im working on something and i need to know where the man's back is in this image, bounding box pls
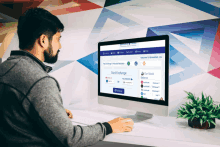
[0,50,112,147]
[0,7,135,147]
[0,54,59,146]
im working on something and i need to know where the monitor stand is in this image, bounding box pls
[121,111,153,123]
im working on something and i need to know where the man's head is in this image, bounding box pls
[17,8,64,63]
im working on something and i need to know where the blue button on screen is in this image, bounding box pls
[113,88,124,94]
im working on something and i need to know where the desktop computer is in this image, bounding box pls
[98,35,169,122]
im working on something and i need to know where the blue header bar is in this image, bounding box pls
[100,47,165,56]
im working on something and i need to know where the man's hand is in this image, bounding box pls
[65,109,73,119]
[108,117,134,133]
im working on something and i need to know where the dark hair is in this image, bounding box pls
[17,8,64,50]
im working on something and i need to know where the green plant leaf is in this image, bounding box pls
[177,113,183,117]
[210,98,213,105]
[177,113,182,117]
[186,116,191,120]
[205,98,208,105]
[200,119,203,126]
[210,114,216,118]
[207,95,210,102]
[217,114,220,119]
[208,109,213,114]
[197,99,202,105]
[185,103,190,107]
[191,116,195,121]
[185,91,196,103]
[186,108,191,114]
[198,111,205,116]
[189,102,193,107]
[180,109,186,114]
[197,105,203,110]
[203,118,207,123]
[210,120,216,126]
[201,92,204,100]
[202,115,207,119]
[178,107,186,112]
[217,105,220,111]
[208,121,210,127]
[183,114,188,119]
[191,108,196,115]
[177,109,182,113]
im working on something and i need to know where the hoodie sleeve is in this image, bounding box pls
[23,76,112,147]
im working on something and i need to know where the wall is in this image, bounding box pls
[1,0,220,117]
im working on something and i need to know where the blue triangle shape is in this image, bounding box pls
[146,28,158,37]
[170,45,179,58]
[50,60,74,72]
[170,58,176,66]
[77,51,98,75]
[171,28,204,42]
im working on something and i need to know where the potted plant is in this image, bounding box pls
[177,91,220,129]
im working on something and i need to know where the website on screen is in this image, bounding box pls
[100,40,165,101]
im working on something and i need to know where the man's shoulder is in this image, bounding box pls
[0,57,51,95]
[19,57,48,77]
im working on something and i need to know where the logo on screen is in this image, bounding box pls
[143,61,146,66]
[134,61,138,66]
[127,61,130,66]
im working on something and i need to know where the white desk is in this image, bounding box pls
[67,103,220,147]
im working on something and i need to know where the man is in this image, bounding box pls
[0,8,134,147]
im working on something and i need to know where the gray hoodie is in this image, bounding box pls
[0,50,112,147]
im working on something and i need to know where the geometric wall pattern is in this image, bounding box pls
[1,0,220,117]
[207,23,220,79]
[77,51,98,75]
[147,19,219,85]
[77,7,145,75]
[104,0,131,7]
[49,0,102,16]
[176,0,220,17]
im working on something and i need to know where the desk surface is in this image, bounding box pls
[67,103,220,147]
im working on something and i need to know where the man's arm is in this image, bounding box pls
[23,77,111,147]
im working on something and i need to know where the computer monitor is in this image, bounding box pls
[98,35,169,122]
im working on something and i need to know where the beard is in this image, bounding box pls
[44,42,60,64]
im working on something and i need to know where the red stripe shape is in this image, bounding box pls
[208,68,220,79]
[209,22,220,69]
[50,0,102,16]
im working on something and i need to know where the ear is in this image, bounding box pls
[38,34,49,49]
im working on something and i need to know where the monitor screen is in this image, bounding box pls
[98,35,169,106]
